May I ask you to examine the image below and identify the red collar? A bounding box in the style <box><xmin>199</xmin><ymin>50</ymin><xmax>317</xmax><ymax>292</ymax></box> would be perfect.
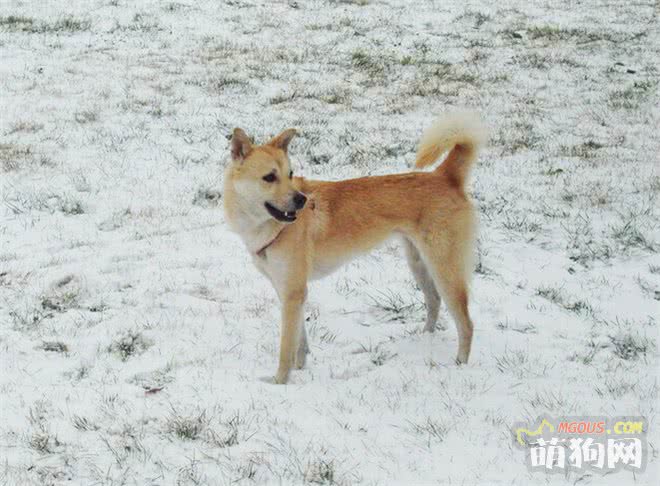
<box><xmin>255</xmin><ymin>226</ymin><xmax>286</xmax><ymax>258</ymax></box>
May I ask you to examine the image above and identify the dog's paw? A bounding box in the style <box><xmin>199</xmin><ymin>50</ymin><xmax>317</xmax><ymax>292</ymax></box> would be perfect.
<box><xmin>424</xmin><ymin>320</ymin><xmax>447</xmax><ymax>332</ymax></box>
<box><xmin>259</xmin><ymin>374</ymin><xmax>289</xmax><ymax>385</ymax></box>
<box><xmin>273</xmin><ymin>368</ymin><xmax>290</xmax><ymax>384</ymax></box>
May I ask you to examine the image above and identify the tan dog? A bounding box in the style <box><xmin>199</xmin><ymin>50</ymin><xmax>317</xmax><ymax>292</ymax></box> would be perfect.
<box><xmin>223</xmin><ymin>112</ymin><xmax>487</xmax><ymax>384</ymax></box>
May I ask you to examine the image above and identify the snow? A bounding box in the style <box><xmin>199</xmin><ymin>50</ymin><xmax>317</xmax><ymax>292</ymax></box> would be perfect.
<box><xmin>1</xmin><ymin>0</ymin><xmax>658</xmax><ymax>484</ymax></box>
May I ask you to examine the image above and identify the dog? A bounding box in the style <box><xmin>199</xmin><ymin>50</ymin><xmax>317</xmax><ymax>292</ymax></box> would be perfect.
<box><xmin>223</xmin><ymin>112</ymin><xmax>486</xmax><ymax>384</ymax></box>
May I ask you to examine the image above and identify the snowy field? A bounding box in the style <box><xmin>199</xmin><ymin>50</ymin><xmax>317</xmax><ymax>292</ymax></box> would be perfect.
<box><xmin>1</xmin><ymin>0</ymin><xmax>658</xmax><ymax>484</ymax></box>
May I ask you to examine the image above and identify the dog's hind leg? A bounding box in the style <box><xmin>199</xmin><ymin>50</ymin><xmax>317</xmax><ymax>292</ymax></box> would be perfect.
<box><xmin>404</xmin><ymin>238</ymin><xmax>443</xmax><ymax>332</ymax></box>
<box><xmin>414</xmin><ymin>221</ymin><xmax>475</xmax><ymax>365</ymax></box>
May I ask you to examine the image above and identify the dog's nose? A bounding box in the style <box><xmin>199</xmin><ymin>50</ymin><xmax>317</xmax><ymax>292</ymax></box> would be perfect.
<box><xmin>293</xmin><ymin>192</ymin><xmax>307</xmax><ymax>210</ymax></box>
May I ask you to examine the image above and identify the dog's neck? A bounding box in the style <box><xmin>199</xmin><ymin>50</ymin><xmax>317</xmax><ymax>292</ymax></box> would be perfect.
<box><xmin>233</xmin><ymin>209</ymin><xmax>285</xmax><ymax>256</ymax></box>
<box><xmin>254</xmin><ymin>224</ymin><xmax>286</xmax><ymax>257</ymax></box>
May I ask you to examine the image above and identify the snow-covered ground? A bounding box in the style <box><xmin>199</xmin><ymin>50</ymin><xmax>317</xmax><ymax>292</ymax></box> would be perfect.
<box><xmin>1</xmin><ymin>1</ymin><xmax>658</xmax><ymax>484</ymax></box>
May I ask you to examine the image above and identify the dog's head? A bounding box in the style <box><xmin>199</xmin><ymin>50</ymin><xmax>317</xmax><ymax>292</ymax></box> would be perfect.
<box><xmin>226</xmin><ymin>128</ymin><xmax>306</xmax><ymax>224</ymax></box>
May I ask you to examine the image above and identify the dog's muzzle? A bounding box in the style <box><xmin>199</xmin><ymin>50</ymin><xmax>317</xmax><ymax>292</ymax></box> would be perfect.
<box><xmin>264</xmin><ymin>192</ymin><xmax>306</xmax><ymax>223</ymax></box>
<box><xmin>265</xmin><ymin>202</ymin><xmax>297</xmax><ymax>222</ymax></box>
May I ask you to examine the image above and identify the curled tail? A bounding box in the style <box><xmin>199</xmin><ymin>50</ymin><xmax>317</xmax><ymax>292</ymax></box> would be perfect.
<box><xmin>415</xmin><ymin>111</ymin><xmax>487</xmax><ymax>188</ymax></box>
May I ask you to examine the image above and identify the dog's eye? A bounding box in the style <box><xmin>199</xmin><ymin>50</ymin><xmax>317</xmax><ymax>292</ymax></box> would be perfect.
<box><xmin>262</xmin><ymin>173</ymin><xmax>277</xmax><ymax>183</ymax></box>
<box><xmin>289</xmin><ymin>170</ymin><xmax>293</xmax><ymax>179</ymax></box>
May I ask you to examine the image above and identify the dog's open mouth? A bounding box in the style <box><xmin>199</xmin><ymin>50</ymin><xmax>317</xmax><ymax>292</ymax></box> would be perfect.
<box><xmin>265</xmin><ymin>202</ymin><xmax>297</xmax><ymax>223</ymax></box>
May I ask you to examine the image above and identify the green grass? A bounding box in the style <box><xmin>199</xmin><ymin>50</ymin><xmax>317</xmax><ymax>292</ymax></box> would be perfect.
<box><xmin>0</xmin><ymin>15</ymin><xmax>90</xmax><ymax>33</ymax></box>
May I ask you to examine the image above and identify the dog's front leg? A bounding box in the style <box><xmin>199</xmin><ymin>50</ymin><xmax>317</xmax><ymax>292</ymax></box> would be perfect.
<box><xmin>274</xmin><ymin>286</ymin><xmax>307</xmax><ymax>384</ymax></box>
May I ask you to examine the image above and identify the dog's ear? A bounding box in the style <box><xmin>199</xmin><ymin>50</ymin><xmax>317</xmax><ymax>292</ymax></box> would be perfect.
<box><xmin>231</xmin><ymin>128</ymin><xmax>252</xmax><ymax>162</ymax></box>
<box><xmin>267</xmin><ymin>129</ymin><xmax>297</xmax><ymax>154</ymax></box>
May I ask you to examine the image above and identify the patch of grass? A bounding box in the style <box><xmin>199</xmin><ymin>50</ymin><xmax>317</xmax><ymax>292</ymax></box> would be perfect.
<box><xmin>49</xmin><ymin>17</ymin><xmax>90</xmax><ymax>32</ymax></box>
<box><xmin>270</xmin><ymin>91</ymin><xmax>299</xmax><ymax>105</ymax></box>
<box><xmin>0</xmin><ymin>15</ymin><xmax>35</xmax><ymax>31</ymax></box>
<box><xmin>208</xmin><ymin>412</ymin><xmax>242</xmax><ymax>448</ymax></box>
<box><xmin>9</xmin><ymin>193</ymin><xmax>86</xmax><ymax>216</ymax></box>
<box><xmin>1</xmin><ymin>143</ymin><xmax>34</xmax><ymax>172</ymax></box>
<box><xmin>171</xmin><ymin>408</ymin><xmax>250</xmax><ymax>451</ymax></box>
<box><xmin>499</xmin><ymin>121</ymin><xmax>542</xmax><ymax>153</ymax></box>
<box><xmin>609</xmin><ymin>332</ymin><xmax>653</xmax><ymax>360</ymax></box>
<box><xmin>455</xmin><ymin>10</ymin><xmax>491</xmax><ymax>29</ymax></box>
<box><xmin>525</xmin><ymin>25</ymin><xmax>621</xmax><ymax>43</ymax></box>
<box><xmin>408</xmin><ymin>417</ymin><xmax>449</xmax><ymax>445</ymax></box>
<box><xmin>189</xmin><ymin>73</ymin><xmax>249</xmax><ymax>94</ymax></box>
<box><xmin>514</xmin><ymin>52</ymin><xmax>549</xmax><ymax>70</ymax></box>
<box><xmin>406</xmin><ymin>64</ymin><xmax>479</xmax><ymax>98</ymax></box>
<box><xmin>120</xmin><ymin>96</ymin><xmax>173</xmax><ymax>118</ymax></box>
<box><xmin>72</xmin><ymin>415</ymin><xmax>99</xmax><ymax>431</ymax></box>
<box><xmin>495</xmin><ymin>347</ymin><xmax>552</xmax><ymax>379</ymax></box>
<box><xmin>74</xmin><ymin>109</ymin><xmax>98</xmax><ymax>124</ymax></box>
<box><xmin>27</xmin><ymin>402</ymin><xmax>61</xmax><ymax>454</ymax></box>
<box><xmin>495</xmin><ymin>349</ymin><xmax>527</xmax><ymax>376</ymax></box>
<box><xmin>542</xmin><ymin>167</ymin><xmax>564</xmax><ymax>176</ymax></box>
<box><xmin>584</xmin><ymin>182</ymin><xmax>613</xmax><ymax>207</ymax></box>
<box><xmin>234</xmin><ymin>457</ymin><xmax>260</xmax><ymax>481</ymax></box>
<box><xmin>563</xmin><ymin>299</ymin><xmax>594</xmax><ymax>314</ymax></box>
<box><xmin>568</xmin><ymin>341</ymin><xmax>602</xmax><ymax>365</ymax></box>
<box><xmin>41</xmin><ymin>341</ymin><xmax>69</xmax><ymax>353</ymax></box>
<box><xmin>560</xmin><ymin>140</ymin><xmax>604</xmax><ymax>159</ymax></box>
<box><xmin>556</xmin><ymin>56</ymin><xmax>584</xmax><ymax>68</ymax></box>
<box><xmin>29</xmin><ymin>432</ymin><xmax>59</xmax><ymax>454</ymax></box>
<box><xmin>304</xmin><ymin>459</ymin><xmax>336</xmax><ymax>484</ymax></box>
<box><xmin>535</xmin><ymin>285</ymin><xmax>594</xmax><ymax>316</ymax></box>
<box><xmin>367</xmin><ymin>289</ymin><xmax>417</xmax><ymax>321</ymax></box>
<box><xmin>108</xmin><ymin>330</ymin><xmax>152</xmax><ymax>361</ymax></box>
<box><xmin>535</xmin><ymin>286</ymin><xmax>563</xmax><ymax>304</ymax></box>
<box><xmin>502</xmin><ymin>213</ymin><xmax>542</xmax><ymax>234</ymax></box>
<box><xmin>351</xmin><ymin>50</ymin><xmax>386</xmax><ymax>78</ymax></box>
<box><xmin>1</xmin><ymin>15</ymin><xmax>91</xmax><ymax>33</ymax></box>
<box><xmin>40</xmin><ymin>275</ymin><xmax>80</xmax><ymax>313</ymax></box>
<box><xmin>369</xmin><ymin>346</ymin><xmax>397</xmax><ymax>366</ymax></box>
<box><xmin>69</xmin><ymin>363</ymin><xmax>91</xmax><ymax>381</ymax></box>
<box><xmin>318</xmin><ymin>88</ymin><xmax>350</xmax><ymax>105</ymax></box>
<box><xmin>610</xmin><ymin>219</ymin><xmax>656</xmax><ymax>253</ymax></box>
<box><xmin>9</xmin><ymin>304</ymin><xmax>48</xmax><ymax>329</ymax></box>
<box><xmin>192</xmin><ymin>187</ymin><xmax>222</xmax><ymax>207</ymax></box>
<box><xmin>562</xmin><ymin>215</ymin><xmax>613</xmax><ymax>265</ymax></box>
<box><xmin>318</xmin><ymin>327</ymin><xmax>337</xmax><ymax>344</ymax></box>
<box><xmin>7</xmin><ymin>121</ymin><xmax>44</xmax><ymax>134</ymax></box>
<box><xmin>163</xmin><ymin>2</ymin><xmax>182</xmax><ymax>12</ymax></box>
<box><xmin>114</xmin><ymin>13</ymin><xmax>161</xmax><ymax>33</ymax></box>
<box><xmin>608</xmin><ymin>80</ymin><xmax>656</xmax><ymax>110</ymax></box>
<box><xmin>70</xmin><ymin>171</ymin><xmax>92</xmax><ymax>192</ymax></box>
<box><xmin>270</xmin><ymin>86</ymin><xmax>350</xmax><ymax>106</ymax></box>
<box><xmin>167</xmin><ymin>409</ymin><xmax>208</xmax><ymax>441</ymax></box>
<box><xmin>58</xmin><ymin>196</ymin><xmax>85</xmax><ymax>215</ymax></box>
<box><xmin>594</xmin><ymin>379</ymin><xmax>636</xmax><ymax>399</ymax></box>
<box><xmin>399</xmin><ymin>40</ymin><xmax>432</xmax><ymax>66</ymax></box>
<box><xmin>495</xmin><ymin>320</ymin><xmax>537</xmax><ymax>334</ymax></box>
<box><xmin>131</xmin><ymin>364</ymin><xmax>174</xmax><ymax>391</ymax></box>
<box><xmin>474</xmin><ymin>246</ymin><xmax>494</xmax><ymax>276</ymax></box>
<box><xmin>527</xmin><ymin>390</ymin><xmax>573</xmax><ymax>412</ymax></box>
<box><xmin>171</xmin><ymin>152</ymin><xmax>210</xmax><ymax>166</ymax></box>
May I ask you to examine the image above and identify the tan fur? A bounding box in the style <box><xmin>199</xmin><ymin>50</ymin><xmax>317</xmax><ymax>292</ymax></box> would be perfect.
<box><xmin>223</xmin><ymin>112</ymin><xmax>486</xmax><ymax>383</ymax></box>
